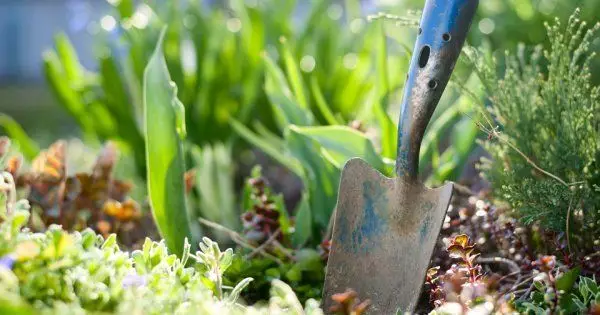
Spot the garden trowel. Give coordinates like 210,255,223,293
323,0,479,313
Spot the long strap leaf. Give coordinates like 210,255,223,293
143,27,196,257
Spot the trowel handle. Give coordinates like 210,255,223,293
396,0,478,179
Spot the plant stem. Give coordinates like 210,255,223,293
198,218,284,265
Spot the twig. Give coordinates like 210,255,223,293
505,274,536,294
496,270,522,283
198,218,284,265
477,256,523,290
464,111,584,188
247,229,281,259
566,194,576,255
514,282,536,301
272,240,296,261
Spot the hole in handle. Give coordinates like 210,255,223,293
428,79,438,89
418,46,430,68
442,33,451,42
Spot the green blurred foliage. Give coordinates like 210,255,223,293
234,27,485,244
398,0,600,82
41,0,487,246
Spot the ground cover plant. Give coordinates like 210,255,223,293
1,1,600,315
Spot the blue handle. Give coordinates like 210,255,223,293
396,0,479,179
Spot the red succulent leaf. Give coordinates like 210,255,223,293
453,234,470,248
447,244,466,258
428,266,440,279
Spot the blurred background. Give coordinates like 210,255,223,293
1,0,599,146
0,0,111,142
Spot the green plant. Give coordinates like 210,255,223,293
219,168,325,303
143,28,197,256
0,173,324,314
235,20,484,245
42,0,388,175
472,10,600,254
515,256,600,314
428,235,516,314
0,137,149,247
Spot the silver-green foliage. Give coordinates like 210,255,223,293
473,10,600,239
0,188,322,315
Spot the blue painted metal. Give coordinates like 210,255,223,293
396,0,479,179
337,180,389,253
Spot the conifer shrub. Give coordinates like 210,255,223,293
471,10,600,253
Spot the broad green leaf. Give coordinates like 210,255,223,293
190,144,239,232
291,125,386,173
286,128,339,231
556,267,581,292
292,194,312,247
143,27,196,257
230,119,304,177
252,121,284,151
0,114,40,161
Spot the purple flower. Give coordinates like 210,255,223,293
0,255,16,270
122,273,147,288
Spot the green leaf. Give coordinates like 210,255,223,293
373,100,396,161
294,249,323,272
556,267,581,292
292,194,312,247
111,0,134,18
230,119,304,177
54,33,84,87
374,21,390,110
226,277,253,304
286,128,339,232
273,194,292,236
309,75,341,125
190,144,239,233
143,27,196,257
43,50,95,136
0,115,40,161
291,125,386,173
0,292,35,315
263,54,313,130
280,37,309,110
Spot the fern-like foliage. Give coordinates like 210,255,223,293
469,10,600,251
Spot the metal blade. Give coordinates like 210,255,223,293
323,158,453,314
